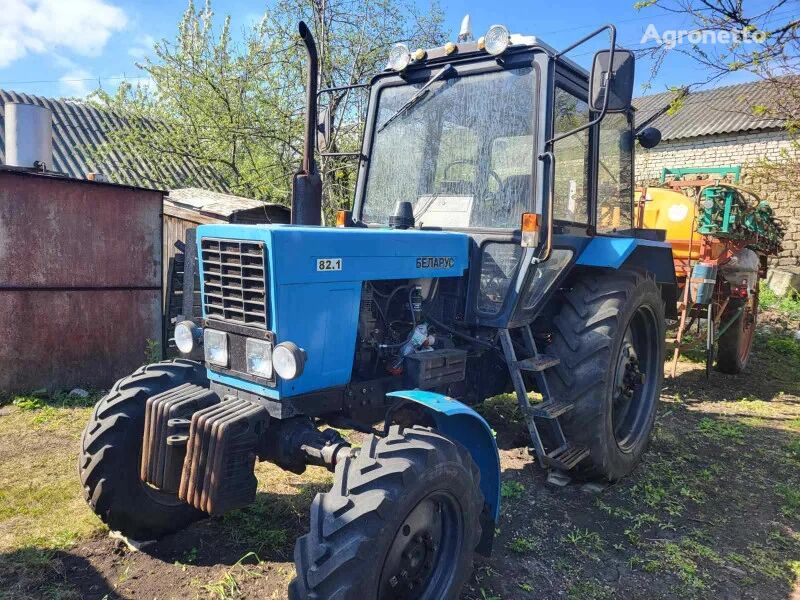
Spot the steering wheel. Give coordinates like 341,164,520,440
442,159,503,191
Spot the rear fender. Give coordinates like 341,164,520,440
576,237,678,318
385,390,500,555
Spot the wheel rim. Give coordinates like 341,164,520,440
378,491,463,599
737,296,758,365
611,304,660,452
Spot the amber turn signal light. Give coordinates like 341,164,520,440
335,210,350,227
521,212,540,247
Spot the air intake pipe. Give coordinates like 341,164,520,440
291,21,323,226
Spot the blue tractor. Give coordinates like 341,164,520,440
80,19,674,599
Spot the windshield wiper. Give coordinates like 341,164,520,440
376,64,454,133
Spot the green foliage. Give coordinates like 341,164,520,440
765,337,800,363
759,281,800,319
11,396,43,411
145,339,161,365
500,480,526,500
90,0,444,220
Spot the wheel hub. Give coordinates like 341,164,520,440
380,494,459,599
615,341,645,399
610,305,660,453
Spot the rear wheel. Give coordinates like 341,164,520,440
290,425,483,600
547,270,665,481
79,360,207,540
715,295,758,374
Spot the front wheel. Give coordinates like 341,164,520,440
290,425,483,600
79,360,207,540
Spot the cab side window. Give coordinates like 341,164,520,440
553,86,590,223
597,112,634,233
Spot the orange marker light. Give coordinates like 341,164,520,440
335,210,348,227
521,212,540,247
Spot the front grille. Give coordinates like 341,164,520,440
201,238,268,328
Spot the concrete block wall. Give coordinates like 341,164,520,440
636,129,799,271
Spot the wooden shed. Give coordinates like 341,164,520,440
162,188,290,352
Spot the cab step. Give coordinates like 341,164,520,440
516,354,560,372
530,399,575,419
546,443,589,471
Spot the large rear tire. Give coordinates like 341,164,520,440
715,296,757,374
290,425,483,600
79,360,207,540
547,269,665,481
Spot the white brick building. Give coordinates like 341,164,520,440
633,80,799,271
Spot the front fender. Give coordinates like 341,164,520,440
385,390,501,521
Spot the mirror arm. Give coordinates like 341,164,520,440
544,24,617,146
556,23,616,58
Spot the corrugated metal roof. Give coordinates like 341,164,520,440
633,79,786,141
166,187,289,219
0,90,230,192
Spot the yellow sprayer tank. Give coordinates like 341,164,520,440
641,187,701,261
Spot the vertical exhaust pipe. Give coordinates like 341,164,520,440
291,21,322,226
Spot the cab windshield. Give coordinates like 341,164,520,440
360,66,535,229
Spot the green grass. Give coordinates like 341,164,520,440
759,281,800,319
641,537,722,592
562,528,604,556
507,535,539,554
567,579,613,600
765,337,800,363
697,417,745,442
500,480,526,500
776,484,800,520
0,405,104,551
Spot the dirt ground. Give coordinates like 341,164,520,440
1,313,799,600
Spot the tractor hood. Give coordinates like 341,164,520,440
195,224,470,398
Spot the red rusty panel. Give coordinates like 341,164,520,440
0,289,161,393
0,170,163,288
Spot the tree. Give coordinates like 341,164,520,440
92,0,444,216
636,1,800,187
263,0,444,217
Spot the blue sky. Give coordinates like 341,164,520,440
0,0,780,100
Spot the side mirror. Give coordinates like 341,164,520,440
317,105,332,152
589,49,635,113
636,127,662,149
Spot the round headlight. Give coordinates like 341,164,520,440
387,43,411,71
273,342,306,380
174,320,201,354
484,24,510,56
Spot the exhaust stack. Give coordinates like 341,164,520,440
291,21,323,226
4,102,53,170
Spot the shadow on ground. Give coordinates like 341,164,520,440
468,391,800,600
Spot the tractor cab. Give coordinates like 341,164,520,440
318,22,666,328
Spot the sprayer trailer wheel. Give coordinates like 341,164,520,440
79,360,206,540
715,295,758,374
547,269,665,481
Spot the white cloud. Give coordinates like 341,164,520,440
59,67,95,97
128,34,156,59
0,0,127,69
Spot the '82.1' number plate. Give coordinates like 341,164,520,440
316,258,342,271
